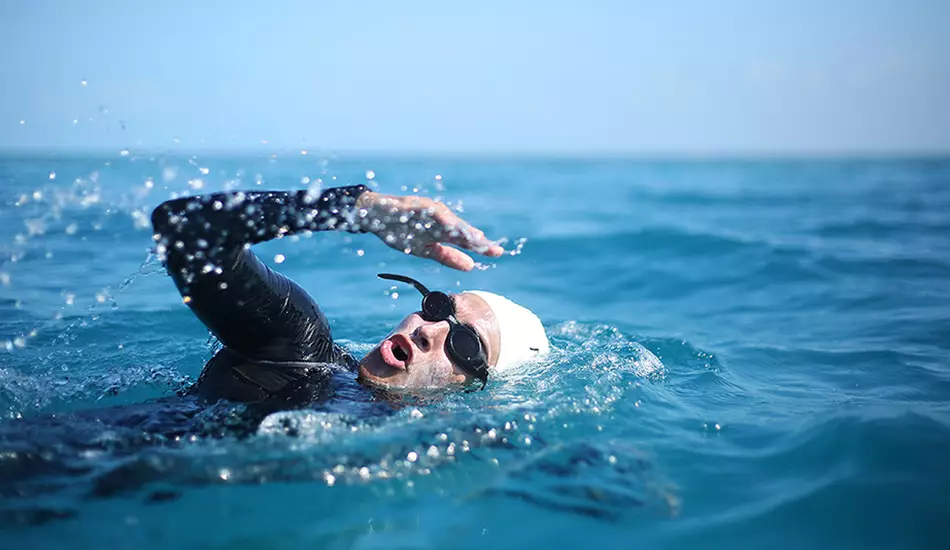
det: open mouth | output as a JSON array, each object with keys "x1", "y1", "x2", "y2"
[
  {"x1": 392, "y1": 343, "x2": 409, "y2": 362},
  {"x1": 379, "y1": 334, "x2": 414, "y2": 370}
]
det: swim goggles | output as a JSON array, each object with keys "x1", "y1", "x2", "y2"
[{"x1": 378, "y1": 273, "x2": 489, "y2": 388}]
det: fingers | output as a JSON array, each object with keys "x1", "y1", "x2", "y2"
[
  {"x1": 421, "y1": 243, "x2": 475, "y2": 271},
  {"x1": 434, "y1": 211, "x2": 504, "y2": 258}
]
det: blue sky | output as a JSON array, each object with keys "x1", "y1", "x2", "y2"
[{"x1": 1, "y1": 0, "x2": 948, "y2": 154}]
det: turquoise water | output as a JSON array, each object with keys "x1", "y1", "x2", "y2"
[{"x1": 1, "y1": 154, "x2": 948, "y2": 548}]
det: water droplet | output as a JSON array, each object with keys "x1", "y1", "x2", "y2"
[
  {"x1": 48, "y1": 171, "x2": 56, "y2": 180},
  {"x1": 390, "y1": 291, "x2": 399, "y2": 300},
  {"x1": 219, "y1": 468, "x2": 231, "y2": 481},
  {"x1": 406, "y1": 451, "x2": 418, "y2": 462},
  {"x1": 301, "y1": 176, "x2": 311, "y2": 185},
  {"x1": 434, "y1": 174, "x2": 442, "y2": 180},
  {"x1": 365, "y1": 170, "x2": 376, "y2": 180},
  {"x1": 19, "y1": 120, "x2": 25, "y2": 125},
  {"x1": 119, "y1": 148, "x2": 130, "y2": 157},
  {"x1": 80, "y1": 78, "x2": 87, "y2": 87},
  {"x1": 274, "y1": 254, "x2": 286, "y2": 264},
  {"x1": 356, "y1": 249, "x2": 365, "y2": 257},
  {"x1": 300, "y1": 149, "x2": 308, "y2": 156},
  {"x1": 199, "y1": 167, "x2": 210, "y2": 176}
]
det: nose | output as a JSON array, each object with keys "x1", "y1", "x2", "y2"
[{"x1": 412, "y1": 321, "x2": 448, "y2": 353}]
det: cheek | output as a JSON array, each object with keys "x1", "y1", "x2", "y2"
[{"x1": 414, "y1": 352, "x2": 456, "y2": 385}]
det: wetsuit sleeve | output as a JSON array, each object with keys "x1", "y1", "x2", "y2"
[{"x1": 150, "y1": 186, "x2": 369, "y2": 362}]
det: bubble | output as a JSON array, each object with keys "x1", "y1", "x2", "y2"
[
  {"x1": 365, "y1": 170, "x2": 376, "y2": 180},
  {"x1": 80, "y1": 79, "x2": 87, "y2": 87},
  {"x1": 119, "y1": 149, "x2": 130, "y2": 156},
  {"x1": 0, "y1": 273, "x2": 10, "y2": 286},
  {"x1": 219, "y1": 468, "x2": 231, "y2": 481},
  {"x1": 274, "y1": 254, "x2": 286, "y2": 264},
  {"x1": 188, "y1": 178, "x2": 204, "y2": 190},
  {"x1": 300, "y1": 150, "x2": 308, "y2": 156},
  {"x1": 356, "y1": 249, "x2": 365, "y2": 257},
  {"x1": 390, "y1": 292, "x2": 399, "y2": 300},
  {"x1": 406, "y1": 451, "x2": 418, "y2": 463},
  {"x1": 48, "y1": 171, "x2": 56, "y2": 180},
  {"x1": 435, "y1": 174, "x2": 442, "y2": 180},
  {"x1": 162, "y1": 167, "x2": 178, "y2": 182},
  {"x1": 144, "y1": 178, "x2": 154, "y2": 189},
  {"x1": 65, "y1": 223, "x2": 78, "y2": 235},
  {"x1": 32, "y1": 190, "x2": 42, "y2": 201},
  {"x1": 19, "y1": 120, "x2": 25, "y2": 125},
  {"x1": 199, "y1": 167, "x2": 210, "y2": 176},
  {"x1": 324, "y1": 473, "x2": 336, "y2": 486},
  {"x1": 301, "y1": 176, "x2": 311, "y2": 185}
]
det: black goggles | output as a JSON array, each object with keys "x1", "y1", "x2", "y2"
[{"x1": 378, "y1": 273, "x2": 489, "y2": 389}]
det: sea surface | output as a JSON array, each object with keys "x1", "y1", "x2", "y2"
[{"x1": 0, "y1": 153, "x2": 948, "y2": 549}]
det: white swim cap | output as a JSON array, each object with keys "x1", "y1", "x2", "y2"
[{"x1": 465, "y1": 291, "x2": 549, "y2": 374}]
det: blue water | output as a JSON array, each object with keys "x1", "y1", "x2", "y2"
[{"x1": 1, "y1": 153, "x2": 949, "y2": 548}]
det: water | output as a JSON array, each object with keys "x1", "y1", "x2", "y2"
[{"x1": 1, "y1": 153, "x2": 948, "y2": 548}]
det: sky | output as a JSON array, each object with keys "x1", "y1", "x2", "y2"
[{"x1": 1, "y1": 0, "x2": 948, "y2": 154}]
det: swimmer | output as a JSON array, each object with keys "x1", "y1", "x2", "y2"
[{"x1": 150, "y1": 185, "x2": 550, "y2": 405}]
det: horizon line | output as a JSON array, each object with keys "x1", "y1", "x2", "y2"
[{"x1": 0, "y1": 146, "x2": 949, "y2": 161}]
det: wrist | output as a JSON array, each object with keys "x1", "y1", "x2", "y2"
[{"x1": 355, "y1": 190, "x2": 378, "y2": 210}]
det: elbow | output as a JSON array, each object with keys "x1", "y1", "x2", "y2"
[{"x1": 150, "y1": 199, "x2": 184, "y2": 236}]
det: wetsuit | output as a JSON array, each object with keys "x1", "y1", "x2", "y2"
[{"x1": 150, "y1": 185, "x2": 371, "y2": 406}]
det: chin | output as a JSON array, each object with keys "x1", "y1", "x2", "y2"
[{"x1": 357, "y1": 350, "x2": 407, "y2": 389}]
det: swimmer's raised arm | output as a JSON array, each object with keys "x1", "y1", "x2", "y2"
[{"x1": 150, "y1": 187, "x2": 501, "y2": 363}]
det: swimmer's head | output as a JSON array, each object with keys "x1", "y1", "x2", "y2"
[{"x1": 357, "y1": 274, "x2": 548, "y2": 391}]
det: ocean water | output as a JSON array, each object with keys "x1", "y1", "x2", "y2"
[{"x1": 0, "y1": 153, "x2": 948, "y2": 549}]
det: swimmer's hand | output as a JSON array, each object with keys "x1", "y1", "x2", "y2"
[{"x1": 356, "y1": 192, "x2": 504, "y2": 271}]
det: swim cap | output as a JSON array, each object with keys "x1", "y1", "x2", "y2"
[{"x1": 464, "y1": 291, "x2": 549, "y2": 374}]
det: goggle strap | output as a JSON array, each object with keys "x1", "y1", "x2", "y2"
[{"x1": 377, "y1": 273, "x2": 431, "y2": 296}]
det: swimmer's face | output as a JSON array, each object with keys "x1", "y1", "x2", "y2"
[{"x1": 358, "y1": 293, "x2": 500, "y2": 390}]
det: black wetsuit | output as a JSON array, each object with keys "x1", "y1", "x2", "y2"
[
  {"x1": 0, "y1": 186, "x2": 402, "y2": 505},
  {"x1": 150, "y1": 184, "x2": 371, "y2": 406}
]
